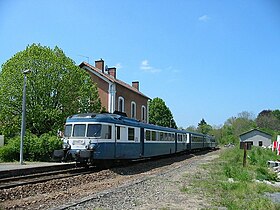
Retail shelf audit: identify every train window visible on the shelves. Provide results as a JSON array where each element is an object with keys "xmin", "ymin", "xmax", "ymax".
[
  {"xmin": 102, "ymin": 125, "xmax": 112, "ymax": 139},
  {"xmin": 178, "ymin": 134, "xmax": 182, "ymax": 141},
  {"xmin": 160, "ymin": 132, "xmax": 164, "ymax": 141},
  {"xmin": 73, "ymin": 124, "xmax": 86, "ymax": 137},
  {"xmin": 87, "ymin": 124, "xmax": 101, "ymax": 137},
  {"xmin": 167, "ymin": 133, "xmax": 171, "ymax": 141},
  {"xmin": 116, "ymin": 126, "xmax": 121, "ymax": 140},
  {"xmin": 64, "ymin": 124, "xmax": 72, "ymax": 137},
  {"xmin": 152, "ymin": 131, "xmax": 156, "ymax": 141},
  {"xmin": 164, "ymin": 133, "xmax": 168, "ymax": 141},
  {"xmin": 146, "ymin": 130, "xmax": 150, "ymax": 141},
  {"xmin": 128, "ymin": 127, "xmax": 135, "ymax": 140}
]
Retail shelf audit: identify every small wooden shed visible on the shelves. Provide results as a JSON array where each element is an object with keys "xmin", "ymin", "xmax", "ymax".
[{"xmin": 239, "ymin": 129, "xmax": 272, "ymax": 147}]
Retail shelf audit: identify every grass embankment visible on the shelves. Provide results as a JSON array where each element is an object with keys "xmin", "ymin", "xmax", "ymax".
[{"xmin": 183, "ymin": 147, "xmax": 280, "ymax": 209}]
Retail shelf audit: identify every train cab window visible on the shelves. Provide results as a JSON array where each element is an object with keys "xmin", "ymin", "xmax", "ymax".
[
  {"xmin": 128, "ymin": 127, "xmax": 135, "ymax": 140},
  {"xmin": 64, "ymin": 124, "xmax": 72, "ymax": 137},
  {"xmin": 87, "ymin": 124, "xmax": 101, "ymax": 137},
  {"xmin": 73, "ymin": 124, "xmax": 86, "ymax": 137},
  {"xmin": 102, "ymin": 125, "xmax": 112, "ymax": 139}
]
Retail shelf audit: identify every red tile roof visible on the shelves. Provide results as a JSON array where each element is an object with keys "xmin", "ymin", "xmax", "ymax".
[{"xmin": 79, "ymin": 62, "xmax": 150, "ymax": 99}]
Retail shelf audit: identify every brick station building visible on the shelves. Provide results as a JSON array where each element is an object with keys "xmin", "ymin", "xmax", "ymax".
[{"xmin": 79, "ymin": 59, "xmax": 150, "ymax": 123}]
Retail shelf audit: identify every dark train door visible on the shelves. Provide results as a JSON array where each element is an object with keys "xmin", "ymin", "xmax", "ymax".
[
  {"xmin": 140, "ymin": 127, "xmax": 144, "ymax": 157},
  {"xmin": 175, "ymin": 132, "xmax": 178, "ymax": 152}
]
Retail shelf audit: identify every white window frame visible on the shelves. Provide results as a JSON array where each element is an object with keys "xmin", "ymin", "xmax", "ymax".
[
  {"xmin": 131, "ymin": 101, "xmax": 136, "ymax": 119},
  {"xmin": 118, "ymin": 96, "xmax": 125, "ymax": 112},
  {"xmin": 141, "ymin": 105, "xmax": 146, "ymax": 122}
]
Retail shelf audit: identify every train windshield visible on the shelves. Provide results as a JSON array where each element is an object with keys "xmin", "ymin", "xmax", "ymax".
[
  {"xmin": 64, "ymin": 124, "xmax": 72, "ymax": 137},
  {"xmin": 87, "ymin": 124, "xmax": 102, "ymax": 137},
  {"xmin": 73, "ymin": 124, "xmax": 86, "ymax": 137},
  {"xmin": 64, "ymin": 123, "xmax": 104, "ymax": 138}
]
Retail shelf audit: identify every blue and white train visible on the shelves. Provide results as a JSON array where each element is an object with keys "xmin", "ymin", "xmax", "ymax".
[{"xmin": 54, "ymin": 113, "xmax": 217, "ymax": 165}]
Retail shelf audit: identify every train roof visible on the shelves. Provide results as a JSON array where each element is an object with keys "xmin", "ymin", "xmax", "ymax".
[
  {"xmin": 66, "ymin": 113, "xmax": 214, "ymax": 138},
  {"xmin": 66, "ymin": 113, "xmax": 186, "ymax": 134}
]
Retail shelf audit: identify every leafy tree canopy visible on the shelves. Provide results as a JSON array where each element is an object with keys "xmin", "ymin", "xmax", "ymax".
[
  {"xmin": 0, "ymin": 44, "xmax": 101, "ymax": 137},
  {"xmin": 148, "ymin": 97, "xmax": 177, "ymax": 128},
  {"xmin": 256, "ymin": 109, "xmax": 280, "ymax": 131},
  {"xmin": 197, "ymin": 118, "xmax": 212, "ymax": 134}
]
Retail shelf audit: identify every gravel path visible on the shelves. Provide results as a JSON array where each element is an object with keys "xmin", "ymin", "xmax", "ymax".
[{"xmin": 0, "ymin": 150, "xmax": 220, "ymax": 210}]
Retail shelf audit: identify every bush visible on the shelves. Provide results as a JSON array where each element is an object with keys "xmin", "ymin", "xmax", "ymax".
[
  {"xmin": 0, "ymin": 132, "xmax": 62, "ymax": 162},
  {"xmin": 0, "ymin": 136, "xmax": 20, "ymax": 162}
]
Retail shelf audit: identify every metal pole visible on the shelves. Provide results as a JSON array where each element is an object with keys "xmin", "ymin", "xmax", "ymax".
[
  {"xmin": 243, "ymin": 142, "xmax": 247, "ymax": 167},
  {"xmin": 20, "ymin": 70, "xmax": 30, "ymax": 165}
]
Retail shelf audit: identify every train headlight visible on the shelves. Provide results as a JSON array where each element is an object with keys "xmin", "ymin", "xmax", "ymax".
[
  {"xmin": 87, "ymin": 143, "xmax": 96, "ymax": 151},
  {"xmin": 62, "ymin": 143, "xmax": 71, "ymax": 150}
]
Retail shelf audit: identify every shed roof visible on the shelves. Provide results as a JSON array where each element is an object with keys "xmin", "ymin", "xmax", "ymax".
[
  {"xmin": 79, "ymin": 62, "xmax": 150, "ymax": 99},
  {"xmin": 239, "ymin": 128, "xmax": 272, "ymax": 138}
]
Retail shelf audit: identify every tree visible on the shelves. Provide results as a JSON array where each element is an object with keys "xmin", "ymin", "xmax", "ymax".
[
  {"xmin": 197, "ymin": 118, "xmax": 212, "ymax": 134},
  {"xmin": 148, "ymin": 97, "xmax": 177, "ymax": 128},
  {"xmin": 256, "ymin": 110, "xmax": 280, "ymax": 131},
  {"xmin": 0, "ymin": 44, "xmax": 101, "ymax": 137}
]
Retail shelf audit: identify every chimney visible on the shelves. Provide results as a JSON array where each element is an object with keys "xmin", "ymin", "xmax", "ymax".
[
  {"xmin": 95, "ymin": 59, "xmax": 104, "ymax": 72},
  {"xmin": 108, "ymin": 67, "xmax": 116, "ymax": 79},
  {"xmin": 132, "ymin": 81, "xmax": 139, "ymax": 90}
]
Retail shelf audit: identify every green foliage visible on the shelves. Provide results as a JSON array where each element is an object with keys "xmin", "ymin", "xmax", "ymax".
[
  {"xmin": 148, "ymin": 97, "xmax": 177, "ymax": 128},
  {"xmin": 0, "ymin": 133, "xmax": 62, "ymax": 162},
  {"xmin": 211, "ymin": 111, "xmax": 256, "ymax": 145},
  {"xmin": 256, "ymin": 167, "xmax": 278, "ymax": 181},
  {"xmin": 256, "ymin": 110, "xmax": 280, "ymax": 131},
  {"xmin": 187, "ymin": 147, "xmax": 280, "ymax": 210},
  {"xmin": 197, "ymin": 118, "xmax": 212, "ymax": 134},
  {"xmin": 0, "ymin": 44, "xmax": 101, "ymax": 137},
  {"xmin": 0, "ymin": 137, "xmax": 20, "ymax": 161}
]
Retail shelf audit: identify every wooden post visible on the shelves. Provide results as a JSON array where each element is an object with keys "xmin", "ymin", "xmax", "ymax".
[{"xmin": 243, "ymin": 142, "xmax": 247, "ymax": 167}]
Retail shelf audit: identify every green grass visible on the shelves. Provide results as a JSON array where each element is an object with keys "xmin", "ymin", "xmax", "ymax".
[{"xmin": 183, "ymin": 147, "xmax": 280, "ymax": 210}]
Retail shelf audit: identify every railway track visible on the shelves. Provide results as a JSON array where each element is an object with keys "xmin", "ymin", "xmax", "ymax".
[
  {"xmin": 0, "ymin": 167, "xmax": 98, "ymax": 190},
  {"xmin": 0, "ymin": 149, "xmax": 215, "ymax": 191}
]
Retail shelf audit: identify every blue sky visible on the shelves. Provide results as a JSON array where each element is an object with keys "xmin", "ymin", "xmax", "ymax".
[{"xmin": 1, "ymin": 0, "xmax": 280, "ymax": 128}]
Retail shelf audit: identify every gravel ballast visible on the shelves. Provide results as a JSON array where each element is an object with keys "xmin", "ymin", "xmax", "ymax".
[{"xmin": 0, "ymin": 150, "xmax": 220, "ymax": 209}]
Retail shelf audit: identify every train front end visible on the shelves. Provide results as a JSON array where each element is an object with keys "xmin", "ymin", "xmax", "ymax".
[{"xmin": 53, "ymin": 113, "xmax": 112, "ymax": 165}]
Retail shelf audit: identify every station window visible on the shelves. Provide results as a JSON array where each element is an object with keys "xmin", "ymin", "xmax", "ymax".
[
  {"xmin": 128, "ymin": 127, "xmax": 135, "ymax": 141},
  {"xmin": 118, "ymin": 97, "xmax": 125, "ymax": 112},
  {"xmin": 259, "ymin": 141, "xmax": 263, "ymax": 147},
  {"xmin": 131, "ymin": 101, "xmax": 136, "ymax": 119},
  {"xmin": 141, "ymin": 105, "xmax": 146, "ymax": 122}
]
